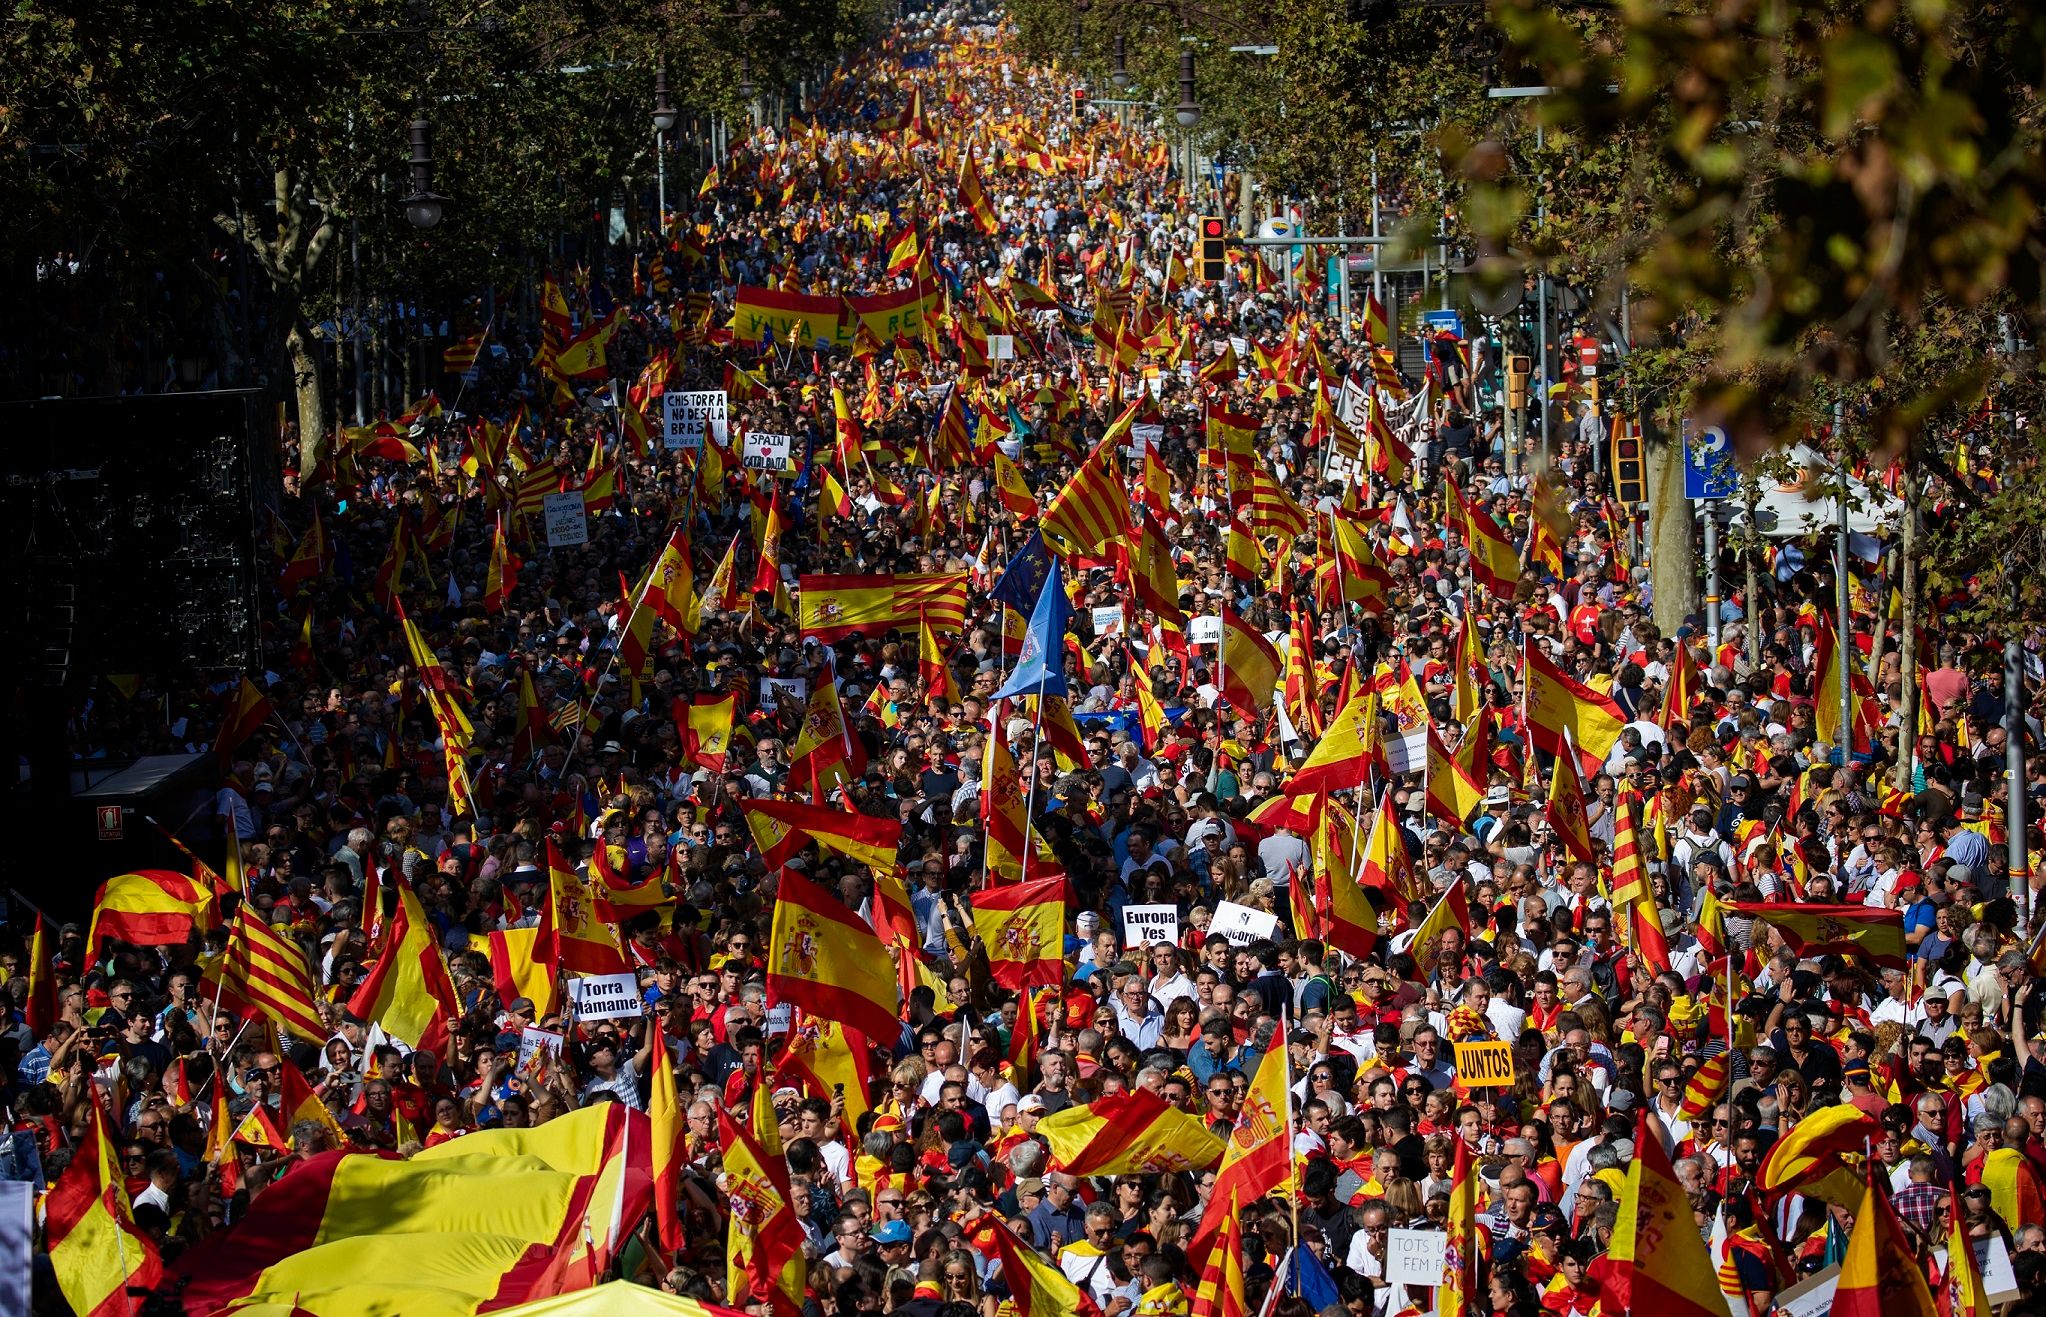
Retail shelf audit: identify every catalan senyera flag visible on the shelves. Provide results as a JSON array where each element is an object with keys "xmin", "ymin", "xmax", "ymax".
[
  {"xmin": 1287, "ymin": 687, "xmax": 1379, "ymax": 795},
  {"xmin": 47, "ymin": 1092, "xmax": 162, "ymax": 1317},
  {"xmin": 1041, "ymin": 433, "xmax": 1133, "ymax": 559},
  {"xmin": 87, "ymin": 869, "xmax": 218, "ymax": 954},
  {"xmin": 990, "ymin": 1217, "xmax": 1091, "ymax": 1317},
  {"xmin": 1835, "ymin": 1166, "xmax": 1938, "ymax": 1317},
  {"xmin": 204, "ymin": 902, "xmax": 326, "ymax": 1042},
  {"xmin": 173, "ymin": 1105, "xmax": 649, "ymax": 1317},
  {"xmin": 345, "ymin": 873, "xmax": 461, "ymax": 1054},
  {"xmin": 546, "ymin": 838, "xmax": 629, "ymax": 975},
  {"xmin": 1611, "ymin": 1110, "xmax": 1726, "ymax": 1317},
  {"xmin": 719, "ymin": 1107, "xmax": 810, "ymax": 1317},
  {"xmin": 680, "ymin": 692, "xmax": 738, "ymax": 772},
  {"xmin": 956, "ymin": 148, "xmax": 1000, "ymax": 237},
  {"xmin": 1678, "ymin": 1052, "xmax": 1731, "ymax": 1122},
  {"xmin": 971, "ymin": 874, "xmax": 1066, "ymax": 990},
  {"xmin": 1609, "ymin": 799, "xmax": 1671, "ymax": 970},
  {"xmin": 1039, "ymin": 1088, "xmax": 1227, "ymax": 1175},
  {"xmin": 396, "ymin": 599, "xmax": 474, "ymax": 741},
  {"xmin": 1219, "ymin": 605, "xmax": 1281, "ymax": 715},
  {"xmin": 1728, "ymin": 901, "xmax": 1907, "ymax": 970},
  {"xmin": 796, "ymin": 571, "xmax": 969, "ymax": 641},
  {"xmin": 766, "ymin": 868, "xmax": 902, "ymax": 1043},
  {"xmin": 1756, "ymin": 1103, "xmax": 1881, "ymax": 1210},
  {"xmin": 742, "ymin": 797, "xmax": 903, "ymax": 874},
  {"xmin": 1189, "ymin": 1191, "xmax": 1247, "ymax": 1317},
  {"xmin": 1187, "ymin": 1040, "xmax": 1292, "ymax": 1269},
  {"xmin": 213, "ymin": 675, "xmax": 274, "ymax": 768},
  {"xmin": 1522, "ymin": 641, "xmax": 1627, "ymax": 776}
]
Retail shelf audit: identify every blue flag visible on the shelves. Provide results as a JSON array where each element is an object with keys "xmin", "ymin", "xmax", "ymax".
[
  {"xmin": 1277, "ymin": 1246, "xmax": 1341, "ymax": 1309},
  {"xmin": 991, "ymin": 556, "xmax": 1069, "ymax": 701},
  {"xmin": 989, "ymin": 531, "xmax": 1053, "ymax": 614}
]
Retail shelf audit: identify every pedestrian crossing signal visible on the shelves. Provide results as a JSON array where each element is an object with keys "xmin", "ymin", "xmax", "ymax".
[
  {"xmin": 1611, "ymin": 421, "xmax": 1646, "ymax": 505},
  {"xmin": 1198, "ymin": 218, "xmax": 1227, "ymax": 282}
]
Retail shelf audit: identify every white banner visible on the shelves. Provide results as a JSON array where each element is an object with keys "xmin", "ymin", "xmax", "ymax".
[
  {"xmin": 1209, "ymin": 900, "xmax": 1279, "ymax": 946},
  {"xmin": 1121, "ymin": 904, "xmax": 1179, "ymax": 946}
]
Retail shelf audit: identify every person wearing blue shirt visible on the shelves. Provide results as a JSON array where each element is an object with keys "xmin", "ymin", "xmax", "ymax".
[{"xmin": 1187, "ymin": 1017, "xmax": 1265, "ymax": 1086}]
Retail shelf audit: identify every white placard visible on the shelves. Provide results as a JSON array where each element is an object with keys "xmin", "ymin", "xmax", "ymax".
[
  {"xmin": 988, "ymin": 334, "xmax": 1015, "ymax": 360},
  {"xmin": 1131, "ymin": 423, "xmax": 1164, "ymax": 451},
  {"xmin": 1188, "ymin": 614, "xmax": 1222, "ymax": 646},
  {"xmin": 1228, "ymin": 336, "xmax": 1250, "ymax": 360},
  {"xmin": 1090, "ymin": 605, "xmax": 1125, "ymax": 638},
  {"xmin": 759, "ymin": 677, "xmax": 808, "ymax": 712},
  {"xmin": 1122, "ymin": 904, "xmax": 1179, "ymax": 946},
  {"xmin": 742, "ymin": 431, "xmax": 795, "ymax": 471},
  {"xmin": 1209, "ymin": 900, "xmax": 1279, "ymax": 947},
  {"xmin": 662, "ymin": 389, "xmax": 727, "ymax": 450},
  {"xmin": 765, "ymin": 1003, "xmax": 794, "ymax": 1037},
  {"xmin": 542, "ymin": 491, "xmax": 588, "ymax": 547},
  {"xmin": 566, "ymin": 972, "xmax": 643, "ymax": 1019},
  {"xmin": 1770, "ymin": 1265, "xmax": 1836, "ymax": 1317},
  {"xmin": 1383, "ymin": 1228, "xmax": 1447, "ymax": 1287},
  {"xmin": 1336, "ymin": 375, "xmax": 1371, "ymax": 429},
  {"xmin": 0, "ymin": 1180, "xmax": 29, "ymax": 1316},
  {"xmin": 517, "ymin": 1026, "xmax": 566, "ymax": 1073}
]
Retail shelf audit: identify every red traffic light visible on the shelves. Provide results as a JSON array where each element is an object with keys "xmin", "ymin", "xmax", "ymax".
[
  {"xmin": 1202, "ymin": 219, "xmax": 1224, "ymax": 238},
  {"xmin": 1615, "ymin": 440, "xmax": 1640, "ymax": 460}
]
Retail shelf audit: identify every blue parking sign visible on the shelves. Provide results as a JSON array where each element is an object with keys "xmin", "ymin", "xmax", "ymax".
[{"xmin": 1683, "ymin": 420, "xmax": 1738, "ymax": 499}]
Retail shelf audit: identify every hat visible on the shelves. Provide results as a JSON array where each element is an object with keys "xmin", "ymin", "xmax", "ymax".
[
  {"xmin": 1017, "ymin": 1094, "xmax": 1047, "ymax": 1113},
  {"xmin": 872, "ymin": 1219, "xmax": 912, "ymax": 1244},
  {"xmin": 1606, "ymin": 1089, "xmax": 1637, "ymax": 1112},
  {"xmin": 1016, "ymin": 1176, "xmax": 1046, "ymax": 1197},
  {"xmin": 504, "ymin": 997, "xmax": 535, "ymax": 1016},
  {"xmin": 1483, "ymin": 786, "xmax": 1510, "ymax": 808}
]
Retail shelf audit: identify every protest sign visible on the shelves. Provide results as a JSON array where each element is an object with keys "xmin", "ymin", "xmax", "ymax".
[
  {"xmin": 542, "ymin": 492, "xmax": 588, "ymax": 547},
  {"xmin": 566, "ymin": 973, "xmax": 641, "ymax": 1019},
  {"xmin": 1122, "ymin": 904, "xmax": 1180, "ymax": 946}
]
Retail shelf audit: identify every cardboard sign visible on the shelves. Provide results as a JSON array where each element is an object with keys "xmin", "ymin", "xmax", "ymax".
[
  {"xmin": 566, "ymin": 972, "xmax": 643, "ymax": 1019},
  {"xmin": 542, "ymin": 491, "xmax": 588, "ymax": 547},
  {"xmin": 1122, "ymin": 904, "xmax": 1180, "ymax": 946},
  {"xmin": 741, "ymin": 431, "xmax": 795, "ymax": 472},
  {"xmin": 1453, "ymin": 1040, "xmax": 1517, "ymax": 1088},
  {"xmin": 988, "ymin": 334, "xmax": 1015, "ymax": 360},
  {"xmin": 1090, "ymin": 605, "xmax": 1125, "ymax": 638},
  {"xmin": 1383, "ymin": 1228, "xmax": 1448, "ymax": 1287},
  {"xmin": 1209, "ymin": 900, "xmax": 1279, "ymax": 947},
  {"xmin": 662, "ymin": 389, "xmax": 727, "ymax": 450},
  {"xmin": 759, "ymin": 677, "xmax": 807, "ymax": 712}
]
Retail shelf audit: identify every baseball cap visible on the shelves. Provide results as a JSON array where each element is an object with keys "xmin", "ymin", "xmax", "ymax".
[{"xmin": 872, "ymin": 1219, "xmax": 912, "ymax": 1244}]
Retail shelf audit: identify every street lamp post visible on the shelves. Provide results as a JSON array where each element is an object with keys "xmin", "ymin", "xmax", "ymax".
[
  {"xmin": 401, "ymin": 100, "xmax": 447, "ymax": 231},
  {"xmin": 1176, "ymin": 47, "xmax": 1199, "ymax": 206},
  {"xmin": 652, "ymin": 67, "xmax": 678, "ymax": 236}
]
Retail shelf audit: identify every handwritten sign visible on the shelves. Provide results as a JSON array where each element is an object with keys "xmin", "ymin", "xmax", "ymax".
[
  {"xmin": 1453, "ymin": 1040, "xmax": 1517, "ymax": 1088},
  {"xmin": 1383, "ymin": 1228, "xmax": 1447, "ymax": 1287},
  {"xmin": 759, "ymin": 677, "xmax": 807, "ymax": 712},
  {"xmin": 1188, "ymin": 615, "xmax": 1222, "ymax": 646},
  {"xmin": 566, "ymin": 972, "xmax": 642, "ymax": 1019},
  {"xmin": 1122, "ymin": 904, "xmax": 1179, "ymax": 946},
  {"xmin": 542, "ymin": 491, "xmax": 588, "ymax": 548},
  {"xmin": 662, "ymin": 390, "xmax": 727, "ymax": 450},
  {"xmin": 516, "ymin": 1027, "xmax": 566, "ymax": 1076},
  {"xmin": 741, "ymin": 431, "xmax": 795, "ymax": 472},
  {"xmin": 988, "ymin": 334, "xmax": 1015, "ymax": 360},
  {"xmin": 1209, "ymin": 900, "xmax": 1279, "ymax": 947}
]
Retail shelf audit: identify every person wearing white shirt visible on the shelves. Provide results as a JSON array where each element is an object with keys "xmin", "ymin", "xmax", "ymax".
[{"xmin": 1142, "ymin": 943, "xmax": 1197, "ymax": 1009}]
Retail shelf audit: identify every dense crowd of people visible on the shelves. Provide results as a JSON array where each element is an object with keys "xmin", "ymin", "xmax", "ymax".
[{"xmin": 9, "ymin": 11, "xmax": 2046, "ymax": 1317}]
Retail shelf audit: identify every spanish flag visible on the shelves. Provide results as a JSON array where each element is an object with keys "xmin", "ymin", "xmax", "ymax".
[
  {"xmin": 48, "ymin": 1092, "xmax": 162, "ymax": 1317},
  {"xmin": 990, "ymin": 1218, "xmax": 1092, "ymax": 1317},
  {"xmin": 1308, "ymin": 795, "xmax": 1381, "ymax": 960},
  {"xmin": 919, "ymin": 611, "xmax": 960, "ymax": 702},
  {"xmin": 486, "ymin": 920, "xmax": 557, "ymax": 1022},
  {"xmin": 1728, "ymin": 901, "xmax": 1907, "ymax": 970},
  {"xmin": 1290, "ymin": 690, "xmax": 1380, "ymax": 797},
  {"xmin": 87, "ymin": 869, "xmax": 218, "ymax": 954},
  {"xmin": 1440, "ymin": 1128, "xmax": 1480, "ymax": 1316},
  {"xmin": 1756, "ymin": 1103, "xmax": 1881, "ymax": 1210},
  {"xmin": 24, "ymin": 913, "xmax": 56, "ymax": 1035},
  {"xmin": 1406, "ymin": 880, "xmax": 1472, "ymax": 979},
  {"xmin": 885, "ymin": 226, "xmax": 922, "ymax": 277},
  {"xmin": 957, "ymin": 148, "xmax": 1000, "ymax": 237},
  {"xmin": 1522, "ymin": 641, "xmax": 1627, "ymax": 775},
  {"xmin": 345, "ymin": 873, "xmax": 460, "ymax": 1053},
  {"xmin": 1545, "ymin": 734, "xmax": 1597, "ymax": 866},
  {"xmin": 280, "ymin": 512, "xmax": 328, "ymax": 594},
  {"xmin": 1355, "ymin": 785, "xmax": 1421, "ymax": 912},
  {"xmin": 1835, "ymin": 1166, "xmax": 1937, "ymax": 1317},
  {"xmin": 766, "ymin": 868, "xmax": 902, "ymax": 1044},
  {"xmin": 796, "ymin": 571, "xmax": 970, "ymax": 641},
  {"xmin": 743, "ymin": 797, "xmax": 903, "ymax": 873},
  {"xmin": 980, "ymin": 725, "xmax": 1034, "ymax": 882},
  {"xmin": 1660, "ymin": 633, "xmax": 1699, "ymax": 729},
  {"xmin": 649, "ymin": 1038, "xmax": 686, "ymax": 1256},
  {"xmin": 547, "ymin": 838, "xmax": 629, "ymax": 975},
  {"xmin": 1610, "ymin": 1110, "xmax": 1726, "ymax": 1317},
  {"xmin": 1187, "ymin": 1042, "xmax": 1293, "ymax": 1269},
  {"xmin": 680, "ymin": 692, "xmax": 738, "ymax": 772},
  {"xmin": 278, "ymin": 1055, "xmax": 347, "ymax": 1146},
  {"xmin": 213, "ymin": 674, "xmax": 274, "ymax": 768},
  {"xmin": 173, "ymin": 1106, "xmax": 649, "ymax": 1317},
  {"xmin": 778, "ymin": 1013, "xmax": 877, "ymax": 1128},
  {"xmin": 1219, "ymin": 605, "xmax": 1281, "ymax": 715},
  {"xmin": 993, "ymin": 449, "xmax": 1037, "ymax": 518},
  {"xmin": 1039, "ymin": 1088, "xmax": 1226, "ymax": 1175},
  {"xmin": 720, "ymin": 1107, "xmax": 810, "ymax": 1315},
  {"xmin": 971, "ymin": 874, "xmax": 1066, "ymax": 989},
  {"xmin": 1452, "ymin": 475, "xmax": 1521, "ymax": 600}
]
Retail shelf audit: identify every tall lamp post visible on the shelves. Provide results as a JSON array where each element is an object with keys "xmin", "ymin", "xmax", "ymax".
[
  {"xmin": 1175, "ymin": 48, "xmax": 1200, "ymax": 208},
  {"xmin": 401, "ymin": 99, "xmax": 447, "ymax": 231},
  {"xmin": 652, "ymin": 67, "xmax": 678, "ymax": 235}
]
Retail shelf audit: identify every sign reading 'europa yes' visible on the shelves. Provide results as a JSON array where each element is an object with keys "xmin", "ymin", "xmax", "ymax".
[{"xmin": 730, "ymin": 284, "xmax": 942, "ymax": 350}]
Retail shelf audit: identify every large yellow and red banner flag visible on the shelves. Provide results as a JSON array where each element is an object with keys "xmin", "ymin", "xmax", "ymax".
[
  {"xmin": 796, "ymin": 571, "xmax": 969, "ymax": 641},
  {"xmin": 1039, "ymin": 1088, "xmax": 1226, "ymax": 1175},
  {"xmin": 970, "ymin": 873, "xmax": 1066, "ymax": 989},
  {"xmin": 730, "ymin": 283, "xmax": 941, "ymax": 349}
]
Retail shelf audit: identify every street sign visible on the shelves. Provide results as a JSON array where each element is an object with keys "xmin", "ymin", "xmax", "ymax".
[
  {"xmin": 1210, "ymin": 162, "xmax": 1226, "ymax": 195},
  {"xmin": 1683, "ymin": 420, "xmax": 1739, "ymax": 499},
  {"xmin": 1422, "ymin": 309, "xmax": 1466, "ymax": 340}
]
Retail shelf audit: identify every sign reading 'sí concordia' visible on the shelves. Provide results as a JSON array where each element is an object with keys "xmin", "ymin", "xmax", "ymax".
[{"xmin": 729, "ymin": 283, "xmax": 943, "ymax": 350}]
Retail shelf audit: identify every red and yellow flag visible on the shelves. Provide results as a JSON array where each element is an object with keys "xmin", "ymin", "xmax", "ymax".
[
  {"xmin": 1190, "ymin": 1190, "xmax": 1247, "ymax": 1317},
  {"xmin": 203, "ymin": 901, "xmax": 327, "ymax": 1042},
  {"xmin": 1545, "ymin": 736, "xmax": 1597, "ymax": 866},
  {"xmin": 971, "ymin": 874, "xmax": 1066, "ymax": 989},
  {"xmin": 680, "ymin": 692, "xmax": 738, "ymax": 772},
  {"xmin": 1835, "ymin": 1167, "xmax": 1938, "ymax": 1317},
  {"xmin": 796, "ymin": 571, "xmax": 970, "ymax": 641},
  {"xmin": 1187, "ymin": 1041, "xmax": 1292, "ymax": 1269},
  {"xmin": 213, "ymin": 675, "xmax": 274, "ymax": 768},
  {"xmin": 650, "ymin": 1041, "xmax": 685, "ymax": 1256},
  {"xmin": 990, "ymin": 1217, "xmax": 1091, "ymax": 1317},
  {"xmin": 765, "ymin": 869, "xmax": 902, "ymax": 1043},
  {"xmin": 546, "ymin": 838, "xmax": 628, "ymax": 975},
  {"xmin": 980, "ymin": 721, "xmax": 1033, "ymax": 882},
  {"xmin": 24, "ymin": 912, "xmax": 57, "ymax": 1035},
  {"xmin": 721, "ymin": 1103, "xmax": 811, "ymax": 1316},
  {"xmin": 1041, "ymin": 433, "xmax": 1133, "ymax": 559},
  {"xmin": 47, "ymin": 1092, "xmax": 162, "ymax": 1317},
  {"xmin": 87, "ymin": 869, "xmax": 218, "ymax": 955},
  {"xmin": 1440, "ymin": 1129, "xmax": 1480, "ymax": 1317},
  {"xmin": 345, "ymin": 873, "xmax": 461, "ymax": 1053},
  {"xmin": 1039, "ymin": 1088, "xmax": 1227, "ymax": 1176},
  {"xmin": 1453, "ymin": 475, "xmax": 1522, "ymax": 600},
  {"xmin": 1728, "ymin": 901, "xmax": 1908, "ymax": 970},
  {"xmin": 1610, "ymin": 1111, "xmax": 1727, "ymax": 1317},
  {"xmin": 1219, "ymin": 605, "xmax": 1281, "ymax": 715},
  {"xmin": 1756, "ymin": 1103, "xmax": 1881, "ymax": 1210},
  {"xmin": 742, "ymin": 797, "xmax": 903, "ymax": 873},
  {"xmin": 1289, "ymin": 688, "xmax": 1378, "ymax": 795},
  {"xmin": 1522, "ymin": 641, "xmax": 1627, "ymax": 775}
]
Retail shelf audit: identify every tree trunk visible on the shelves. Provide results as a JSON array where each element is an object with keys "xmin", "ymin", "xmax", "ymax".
[
  {"xmin": 1894, "ymin": 457, "xmax": 1923, "ymax": 792},
  {"xmin": 286, "ymin": 315, "xmax": 328, "ymax": 479},
  {"xmin": 1643, "ymin": 409, "xmax": 1696, "ymax": 637}
]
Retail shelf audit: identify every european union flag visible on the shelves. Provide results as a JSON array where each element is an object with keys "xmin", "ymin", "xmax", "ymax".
[
  {"xmin": 991, "ymin": 555, "xmax": 1068, "ymax": 701},
  {"xmin": 989, "ymin": 531, "xmax": 1052, "ymax": 614},
  {"xmin": 1275, "ymin": 1246, "xmax": 1341, "ymax": 1309}
]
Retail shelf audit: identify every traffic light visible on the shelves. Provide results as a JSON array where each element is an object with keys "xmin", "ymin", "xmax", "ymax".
[
  {"xmin": 1198, "ymin": 217, "xmax": 1227, "ymax": 282},
  {"xmin": 1071, "ymin": 88, "xmax": 1088, "ymax": 116},
  {"xmin": 1611, "ymin": 418, "xmax": 1646, "ymax": 506},
  {"xmin": 1505, "ymin": 354, "xmax": 1530, "ymax": 410}
]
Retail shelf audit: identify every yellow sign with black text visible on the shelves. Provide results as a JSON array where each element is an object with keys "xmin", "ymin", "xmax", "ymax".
[{"xmin": 1453, "ymin": 1040, "xmax": 1516, "ymax": 1089}]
